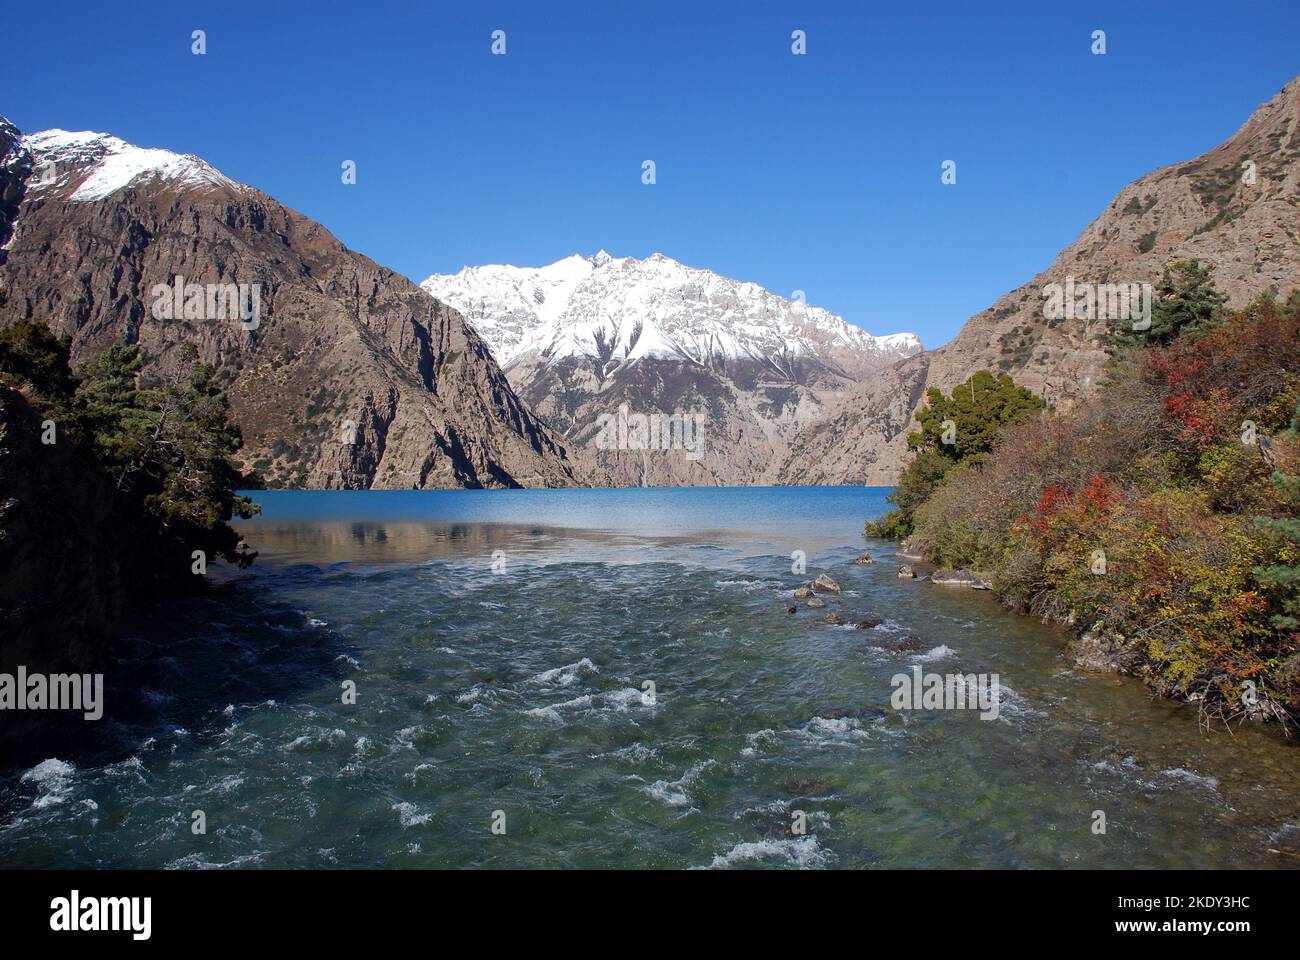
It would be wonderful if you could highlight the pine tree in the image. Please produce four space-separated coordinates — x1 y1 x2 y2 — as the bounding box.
908 369 1044 462
867 370 1043 538
1108 259 1228 349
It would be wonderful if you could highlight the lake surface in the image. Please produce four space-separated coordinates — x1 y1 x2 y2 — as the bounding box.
2 487 1298 868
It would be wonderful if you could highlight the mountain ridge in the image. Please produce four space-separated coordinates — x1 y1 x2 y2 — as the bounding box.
422 250 923 486
777 75 1300 484
0 120 582 490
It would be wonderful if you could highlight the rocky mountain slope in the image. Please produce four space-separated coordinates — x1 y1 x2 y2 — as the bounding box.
423 252 921 485
779 75 1300 485
0 121 580 488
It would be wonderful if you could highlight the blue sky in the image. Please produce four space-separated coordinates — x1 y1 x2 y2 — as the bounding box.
3 1 1297 348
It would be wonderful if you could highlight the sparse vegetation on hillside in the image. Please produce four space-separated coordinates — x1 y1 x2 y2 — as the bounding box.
871 266 1300 727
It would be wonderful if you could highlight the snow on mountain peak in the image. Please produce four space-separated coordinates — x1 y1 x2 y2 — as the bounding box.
420 252 922 372
24 129 242 201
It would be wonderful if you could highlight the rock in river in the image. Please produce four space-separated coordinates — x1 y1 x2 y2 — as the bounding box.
813 573 841 593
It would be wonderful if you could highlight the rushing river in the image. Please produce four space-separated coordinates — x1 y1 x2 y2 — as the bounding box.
2 487 1297 869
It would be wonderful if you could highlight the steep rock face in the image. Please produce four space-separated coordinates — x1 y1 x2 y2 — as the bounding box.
0 118 31 270
926 75 1300 402
777 354 931 485
0 124 579 489
785 76 1300 484
423 252 921 485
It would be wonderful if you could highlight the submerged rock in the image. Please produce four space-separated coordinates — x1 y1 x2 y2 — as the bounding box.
823 612 845 625
886 636 927 652
854 617 884 629
805 597 826 609
813 573 841 593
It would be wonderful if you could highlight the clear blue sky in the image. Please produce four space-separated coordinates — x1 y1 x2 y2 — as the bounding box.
3 1 1297 348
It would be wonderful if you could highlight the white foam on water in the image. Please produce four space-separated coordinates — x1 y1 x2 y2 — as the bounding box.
601 742 658 763
645 760 716 809
524 693 594 721
166 851 266 870
20 759 76 810
988 681 1045 723
604 687 647 709
913 644 955 662
525 686 647 722
282 728 347 752
527 657 598 688
717 578 769 591
392 802 432 828
706 836 828 869
212 775 244 795
1160 768 1220 791
805 716 863 736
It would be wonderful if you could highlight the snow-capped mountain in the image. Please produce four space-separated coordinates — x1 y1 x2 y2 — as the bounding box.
1 119 581 489
421 251 920 377
23 129 243 202
421 252 922 486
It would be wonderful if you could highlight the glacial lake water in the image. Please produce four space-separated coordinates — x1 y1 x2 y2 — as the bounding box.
2 486 1298 868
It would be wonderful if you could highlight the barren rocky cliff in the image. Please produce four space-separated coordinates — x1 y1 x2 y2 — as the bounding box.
0 122 580 489
778 76 1300 485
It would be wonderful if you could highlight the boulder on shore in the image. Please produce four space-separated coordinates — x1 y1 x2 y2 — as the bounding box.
813 573 841 593
1069 625 1143 674
930 569 992 590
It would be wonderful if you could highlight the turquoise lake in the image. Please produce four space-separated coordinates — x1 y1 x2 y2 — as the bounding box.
1 487 1297 868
